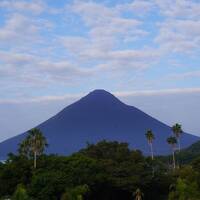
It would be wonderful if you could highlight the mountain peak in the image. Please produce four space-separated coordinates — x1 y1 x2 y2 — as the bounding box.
88 89 114 97
81 89 123 106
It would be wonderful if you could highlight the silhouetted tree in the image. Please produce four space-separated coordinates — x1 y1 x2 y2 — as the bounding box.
167 136 177 169
172 123 183 152
19 128 48 168
145 130 155 160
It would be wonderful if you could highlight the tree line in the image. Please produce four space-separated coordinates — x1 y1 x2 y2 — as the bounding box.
0 123 200 200
145 123 183 169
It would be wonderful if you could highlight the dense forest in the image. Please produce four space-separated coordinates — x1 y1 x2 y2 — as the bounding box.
0 127 200 200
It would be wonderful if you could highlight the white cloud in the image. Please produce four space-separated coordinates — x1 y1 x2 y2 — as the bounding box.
156 0 200 20
67 0 148 51
1 87 200 104
117 0 155 16
0 93 82 104
0 50 37 66
0 0 200 105
0 0 45 15
0 13 43 46
0 0 160 95
154 0 200 54
115 87 200 97
59 1 154 74
155 19 200 53
0 50 94 87
168 70 200 80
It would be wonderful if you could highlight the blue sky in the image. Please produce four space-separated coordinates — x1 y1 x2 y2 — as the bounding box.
0 0 200 141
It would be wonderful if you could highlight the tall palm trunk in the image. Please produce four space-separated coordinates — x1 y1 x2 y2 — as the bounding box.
150 142 154 160
172 150 176 170
150 142 155 176
178 138 181 152
34 151 37 169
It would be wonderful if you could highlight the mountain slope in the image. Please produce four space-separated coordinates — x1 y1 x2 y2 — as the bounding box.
0 89 199 159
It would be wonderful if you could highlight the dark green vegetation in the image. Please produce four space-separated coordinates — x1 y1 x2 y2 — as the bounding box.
0 126 200 200
158 140 200 165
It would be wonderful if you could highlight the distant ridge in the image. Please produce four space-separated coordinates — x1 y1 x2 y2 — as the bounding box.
0 89 199 159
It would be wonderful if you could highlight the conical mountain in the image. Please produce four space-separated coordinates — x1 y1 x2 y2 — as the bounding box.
0 89 199 159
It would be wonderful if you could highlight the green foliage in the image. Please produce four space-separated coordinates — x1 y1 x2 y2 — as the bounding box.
18 128 48 168
192 156 200 172
29 170 67 200
80 140 134 162
79 140 149 192
0 154 32 197
167 137 177 147
1 140 200 200
172 124 183 138
61 185 89 200
12 184 29 200
168 178 200 200
158 140 200 165
145 130 155 144
180 141 200 164
18 128 48 158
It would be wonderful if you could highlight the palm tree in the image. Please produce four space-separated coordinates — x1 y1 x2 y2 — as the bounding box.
133 188 143 200
29 128 48 168
18 139 30 157
19 128 48 168
145 130 155 160
167 136 177 169
172 123 183 152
